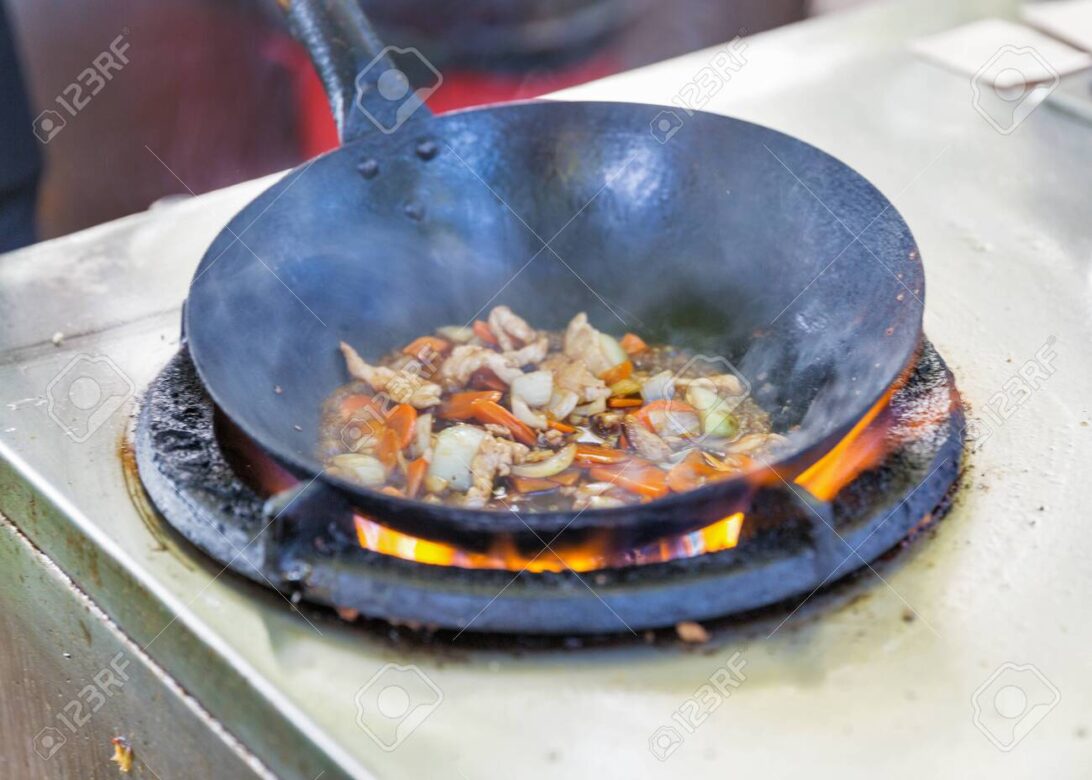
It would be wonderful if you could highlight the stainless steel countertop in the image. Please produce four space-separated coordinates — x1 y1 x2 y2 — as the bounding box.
2 0 1091 777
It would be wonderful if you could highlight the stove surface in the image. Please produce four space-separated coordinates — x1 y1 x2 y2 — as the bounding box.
2 0 1091 777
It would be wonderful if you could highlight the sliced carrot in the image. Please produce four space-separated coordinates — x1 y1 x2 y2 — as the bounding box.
403 335 451 361
589 463 669 499
385 403 417 448
380 485 405 497
472 320 498 346
468 367 509 391
339 393 384 420
622 463 670 498
510 476 559 494
631 399 699 431
667 451 741 492
607 397 643 409
547 419 576 434
599 359 633 385
620 332 648 354
469 399 537 446
343 407 387 447
405 456 429 499
574 443 629 465
549 468 581 486
666 451 713 493
374 426 402 468
450 390 503 405
437 390 503 420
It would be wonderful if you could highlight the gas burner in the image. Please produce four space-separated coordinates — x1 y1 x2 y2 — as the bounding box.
134 342 963 635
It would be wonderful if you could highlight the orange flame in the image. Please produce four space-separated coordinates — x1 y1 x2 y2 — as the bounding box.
348 386 899 572
221 383 901 574
796 387 894 501
353 511 744 572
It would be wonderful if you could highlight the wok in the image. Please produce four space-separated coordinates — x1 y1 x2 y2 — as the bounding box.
184 0 924 551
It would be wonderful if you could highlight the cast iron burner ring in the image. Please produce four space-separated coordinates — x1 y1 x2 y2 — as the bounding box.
134 342 962 635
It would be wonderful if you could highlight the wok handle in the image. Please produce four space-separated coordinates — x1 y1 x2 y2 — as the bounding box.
278 0 435 144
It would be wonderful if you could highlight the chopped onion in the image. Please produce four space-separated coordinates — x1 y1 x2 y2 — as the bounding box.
511 395 547 429
511 370 553 407
686 383 738 438
511 444 576 478
411 412 433 458
644 404 701 438
428 424 487 492
685 381 716 410
641 370 677 402
597 332 628 370
547 388 579 420
436 325 474 343
326 453 387 487
574 396 607 416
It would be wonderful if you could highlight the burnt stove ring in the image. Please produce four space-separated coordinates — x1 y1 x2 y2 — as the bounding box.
134 342 963 635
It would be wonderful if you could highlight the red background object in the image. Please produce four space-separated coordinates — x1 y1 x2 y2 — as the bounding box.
282 36 619 157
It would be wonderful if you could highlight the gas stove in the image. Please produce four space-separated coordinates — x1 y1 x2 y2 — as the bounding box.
134 342 962 635
2 1 1090 778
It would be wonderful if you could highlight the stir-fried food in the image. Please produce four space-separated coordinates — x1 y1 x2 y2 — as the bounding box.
318 307 784 510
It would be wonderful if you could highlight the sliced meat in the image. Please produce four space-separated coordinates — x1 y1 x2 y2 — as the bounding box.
464 434 530 507
541 353 611 404
439 344 524 389
488 305 538 351
340 341 442 408
624 415 674 461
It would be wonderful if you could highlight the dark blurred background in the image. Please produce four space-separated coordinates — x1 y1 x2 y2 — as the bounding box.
5 0 823 242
